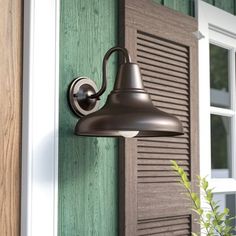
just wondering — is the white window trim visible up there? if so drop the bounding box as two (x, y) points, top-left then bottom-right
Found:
(198, 0), (236, 192)
(21, 1), (59, 236)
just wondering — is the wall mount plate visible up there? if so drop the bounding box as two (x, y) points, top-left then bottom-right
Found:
(68, 77), (99, 117)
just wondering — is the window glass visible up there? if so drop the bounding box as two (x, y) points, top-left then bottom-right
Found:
(213, 193), (236, 232)
(211, 115), (232, 178)
(210, 44), (230, 108)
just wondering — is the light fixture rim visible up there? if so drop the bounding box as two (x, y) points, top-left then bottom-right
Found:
(75, 130), (184, 138)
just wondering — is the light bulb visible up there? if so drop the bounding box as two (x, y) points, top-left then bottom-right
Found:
(118, 131), (139, 138)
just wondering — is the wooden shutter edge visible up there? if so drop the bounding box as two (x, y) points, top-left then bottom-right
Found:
(189, 41), (200, 234)
(119, 138), (138, 236)
(119, 2), (138, 235)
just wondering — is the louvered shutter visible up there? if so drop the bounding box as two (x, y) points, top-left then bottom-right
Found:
(119, 1), (199, 235)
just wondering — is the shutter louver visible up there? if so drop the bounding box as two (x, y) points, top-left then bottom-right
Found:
(137, 31), (191, 185)
(119, 1), (199, 235)
(137, 215), (191, 236)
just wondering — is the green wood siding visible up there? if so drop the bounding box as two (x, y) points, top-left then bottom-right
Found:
(59, 0), (118, 235)
(59, 0), (235, 235)
(153, 0), (195, 16)
(204, 0), (236, 15)
(152, 0), (236, 16)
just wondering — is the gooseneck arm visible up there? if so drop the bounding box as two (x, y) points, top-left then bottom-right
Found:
(89, 47), (131, 99)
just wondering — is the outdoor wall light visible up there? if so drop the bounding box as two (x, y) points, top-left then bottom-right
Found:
(68, 46), (183, 138)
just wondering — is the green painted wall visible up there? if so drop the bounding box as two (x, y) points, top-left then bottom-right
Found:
(59, 0), (235, 235)
(204, 0), (236, 15)
(153, 0), (195, 16)
(59, 1), (118, 235)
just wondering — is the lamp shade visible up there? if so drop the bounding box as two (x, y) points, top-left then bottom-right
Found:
(75, 63), (183, 137)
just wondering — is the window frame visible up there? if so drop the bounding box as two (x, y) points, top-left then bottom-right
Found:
(21, 0), (59, 235)
(198, 0), (236, 193)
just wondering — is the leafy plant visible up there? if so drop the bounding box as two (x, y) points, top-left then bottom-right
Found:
(171, 160), (235, 236)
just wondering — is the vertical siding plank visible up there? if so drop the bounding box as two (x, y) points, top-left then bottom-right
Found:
(0, 0), (22, 235)
(235, 0), (236, 15)
(189, 0), (195, 17)
(152, 0), (164, 4)
(204, 0), (214, 4)
(59, 0), (118, 235)
(163, 0), (192, 16)
(234, 0), (236, 15)
(214, 0), (235, 14)
(204, 0), (236, 15)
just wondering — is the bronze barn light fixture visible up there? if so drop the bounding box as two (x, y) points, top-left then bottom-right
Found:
(68, 46), (183, 138)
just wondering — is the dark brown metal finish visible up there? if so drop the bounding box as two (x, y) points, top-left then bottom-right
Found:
(68, 77), (99, 117)
(68, 46), (184, 137)
(75, 60), (183, 137)
(89, 47), (131, 99)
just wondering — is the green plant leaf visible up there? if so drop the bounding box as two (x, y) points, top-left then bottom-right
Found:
(171, 160), (236, 236)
